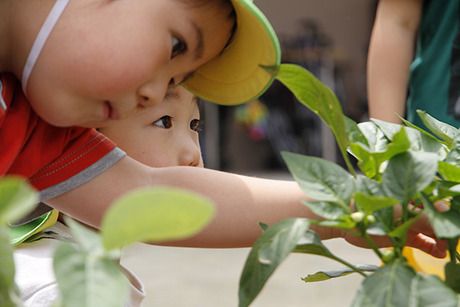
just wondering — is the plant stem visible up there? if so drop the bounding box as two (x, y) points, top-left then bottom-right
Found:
(360, 227), (384, 259)
(448, 239), (458, 264)
(330, 255), (367, 277)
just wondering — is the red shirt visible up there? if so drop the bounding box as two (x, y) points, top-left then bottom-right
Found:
(0, 73), (125, 200)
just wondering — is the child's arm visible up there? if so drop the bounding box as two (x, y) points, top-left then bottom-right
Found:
(367, 0), (423, 123)
(47, 155), (312, 248)
(46, 156), (446, 257)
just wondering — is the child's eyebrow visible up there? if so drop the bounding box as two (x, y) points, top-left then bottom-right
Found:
(191, 21), (204, 60)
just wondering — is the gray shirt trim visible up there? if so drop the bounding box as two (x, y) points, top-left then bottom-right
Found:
(0, 80), (7, 111)
(39, 147), (126, 201)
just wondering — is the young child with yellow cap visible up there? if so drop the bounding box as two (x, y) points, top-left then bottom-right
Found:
(0, 0), (446, 305)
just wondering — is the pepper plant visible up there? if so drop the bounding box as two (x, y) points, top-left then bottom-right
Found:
(0, 177), (214, 307)
(239, 64), (460, 307)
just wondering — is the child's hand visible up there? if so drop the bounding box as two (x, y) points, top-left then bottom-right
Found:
(340, 212), (447, 259)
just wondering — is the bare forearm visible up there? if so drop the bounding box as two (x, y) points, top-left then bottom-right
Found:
(150, 166), (312, 247)
(49, 157), (320, 248)
(367, 0), (422, 123)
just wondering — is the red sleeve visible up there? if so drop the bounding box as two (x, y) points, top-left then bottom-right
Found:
(0, 73), (125, 197)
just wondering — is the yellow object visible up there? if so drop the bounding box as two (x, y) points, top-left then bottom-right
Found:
(184, 0), (281, 105)
(404, 245), (460, 279)
(10, 209), (59, 246)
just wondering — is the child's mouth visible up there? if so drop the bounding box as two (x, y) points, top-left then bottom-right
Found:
(104, 101), (119, 120)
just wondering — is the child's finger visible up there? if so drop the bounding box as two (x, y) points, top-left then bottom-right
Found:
(408, 233), (447, 259)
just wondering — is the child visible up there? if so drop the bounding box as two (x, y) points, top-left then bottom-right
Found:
(13, 85), (204, 306)
(1, 0), (445, 294)
(367, 0), (460, 128)
(99, 86), (204, 168)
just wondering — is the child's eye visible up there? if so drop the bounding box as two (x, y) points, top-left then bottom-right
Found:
(190, 119), (202, 132)
(171, 36), (187, 59)
(153, 116), (173, 129)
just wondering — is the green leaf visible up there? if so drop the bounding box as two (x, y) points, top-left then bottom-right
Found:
(293, 230), (367, 278)
(292, 230), (336, 257)
(388, 214), (420, 241)
(318, 217), (356, 229)
(282, 151), (355, 206)
(238, 218), (309, 307)
(439, 161), (460, 182)
(349, 125), (411, 178)
(302, 201), (349, 220)
(356, 121), (389, 152)
(0, 176), (38, 225)
(422, 194), (460, 239)
(302, 264), (378, 283)
(65, 217), (105, 254)
(417, 110), (457, 146)
(345, 116), (369, 146)
(53, 242), (130, 307)
(411, 274), (458, 306)
(0, 227), (22, 307)
(445, 262), (460, 293)
(354, 192), (399, 215)
(374, 119), (445, 155)
(446, 133), (460, 166)
(351, 260), (416, 307)
(275, 64), (354, 173)
(101, 187), (215, 250)
(382, 152), (438, 203)
(355, 175), (383, 196)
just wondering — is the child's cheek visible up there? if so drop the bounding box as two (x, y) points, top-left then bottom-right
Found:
(70, 58), (152, 98)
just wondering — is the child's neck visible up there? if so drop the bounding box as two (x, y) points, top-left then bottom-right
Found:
(0, 0), (56, 77)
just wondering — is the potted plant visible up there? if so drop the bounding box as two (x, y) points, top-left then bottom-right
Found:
(239, 64), (460, 307)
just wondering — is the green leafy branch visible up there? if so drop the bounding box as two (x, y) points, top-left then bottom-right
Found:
(238, 63), (460, 307)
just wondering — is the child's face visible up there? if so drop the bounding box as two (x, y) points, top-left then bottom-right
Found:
(99, 86), (204, 168)
(26, 0), (234, 128)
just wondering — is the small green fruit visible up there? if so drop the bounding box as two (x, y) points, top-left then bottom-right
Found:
(351, 212), (365, 223)
(381, 249), (395, 263)
(366, 215), (376, 224)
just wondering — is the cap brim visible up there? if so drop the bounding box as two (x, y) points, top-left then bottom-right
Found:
(183, 0), (281, 105)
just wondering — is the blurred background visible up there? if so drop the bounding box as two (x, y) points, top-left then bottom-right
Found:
(122, 1), (381, 306)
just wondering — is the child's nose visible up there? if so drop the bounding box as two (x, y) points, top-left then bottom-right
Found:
(178, 140), (202, 167)
(136, 79), (172, 108)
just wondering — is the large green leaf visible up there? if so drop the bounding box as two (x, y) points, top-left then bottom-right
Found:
(275, 64), (354, 173)
(411, 274), (458, 306)
(382, 152), (438, 203)
(101, 187), (215, 250)
(349, 124), (410, 178)
(446, 133), (460, 166)
(282, 151), (355, 206)
(65, 218), (104, 254)
(417, 110), (457, 146)
(0, 176), (38, 225)
(354, 192), (399, 215)
(422, 194), (460, 239)
(373, 119), (445, 156)
(345, 116), (369, 146)
(53, 242), (129, 307)
(439, 161), (460, 182)
(0, 227), (21, 307)
(238, 218), (309, 307)
(445, 262), (460, 293)
(355, 175), (383, 196)
(302, 201), (349, 220)
(351, 260), (415, 307)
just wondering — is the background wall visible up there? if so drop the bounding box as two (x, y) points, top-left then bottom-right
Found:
(259, 0), (376, 118)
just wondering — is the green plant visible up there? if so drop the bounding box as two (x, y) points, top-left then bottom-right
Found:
(239, 64), (460, 307)
(0, 178), (214, 307)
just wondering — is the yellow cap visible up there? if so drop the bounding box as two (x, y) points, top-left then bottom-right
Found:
(183, 0), (281, 105)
